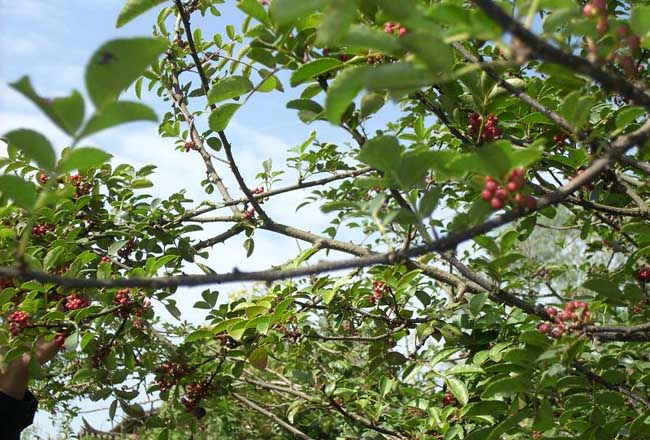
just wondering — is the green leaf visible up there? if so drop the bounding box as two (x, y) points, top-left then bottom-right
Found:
(358, 135), (401, 173)
(364, 63), (434, 93)
(360, 92), (385, 118)
(325, 65), (370, 124)
(43, 246), (66, 271)
(481, 376), (530, 398)
(399, 33), (454, 77)
(249, 346), (268, 370)
(559, 91), (595, 131)
(583, 278), (624, 304)
(269, 0), (326, 26)
(59, 147), (113, 172)
(116, 0), (167, 27)
(291, 58), (343, 87)
(185, 329), (213, 343)
(0, 175), (37, 209)
(9, 76), (85, 136)
(79, 101), (157, 138)
(238, 0), (270, 25)
(341, 25), (401, 55)
(108, 240), (129, 257)
(209, 103), (241, 131)
(85, 37), (167, 109)
(384, 351), (407, 365)
(317, 0), (357, 46)
(3, 129), (56, 171)
(630, 5), (650, 39)
(445, 377), (469, 406)
(208, 76), (254, 104)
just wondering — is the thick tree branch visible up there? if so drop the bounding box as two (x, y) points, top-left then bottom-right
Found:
(474, 0), (650, 108)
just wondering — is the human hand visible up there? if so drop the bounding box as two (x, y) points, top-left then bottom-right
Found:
(0, 339), (60, 400)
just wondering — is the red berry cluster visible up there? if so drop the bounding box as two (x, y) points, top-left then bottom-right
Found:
(155, 362), (190, 392)
(32, 223), (54, 236)
(38, 173), (49, 185)
(117, 240), (136, 259)
(384, 21), (408, 36)
(8, 311), (31, 336)
(637, 266), (650, 283)
(533, 431), (543, 440)
(100, 256), (112, 264)
(184, 140), (196, 152)
(442, 393), (457, 407)
(113, 288), (133, 317)
(632, 299), (648, 315)
(182, 381), (208, 412)
(583, 0), (608, 33)
(55, 332), (67, 348)
(480, 170), (536, 211)
(70, 174), (92, 198)
(251, 186), (265, 195)
(65, 292), (90, 311)
(0, 277), (15, 290)
(538, 301), (591, 338)
(553, 133), (568, 146)
(468, 112), (502, 142)
(242, 206), (256, 220)
(369, 280), (389, 305)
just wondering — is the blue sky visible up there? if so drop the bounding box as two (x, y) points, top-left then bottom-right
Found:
(0, 0), (400, 435)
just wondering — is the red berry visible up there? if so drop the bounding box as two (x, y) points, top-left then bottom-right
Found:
(485, 180), (498, 192)
(494, 188), (508, 200)
(480, 189), (494, 201)
(398, 27), (408, 36)
(583, 3), (598, 17)
(546, 307), (557, 317)
(490, 197), (505, 210)
(628, 35), (641, 50)
(55, 333), (67, 348)
(537, 323), (551, 334)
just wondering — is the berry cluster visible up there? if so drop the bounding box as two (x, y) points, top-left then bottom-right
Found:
(367, 54), (388, 65)
(533, 432), (543, 440)
(553, 133), (568, 146)
(117, 240), (136, 259)
(100, 256), (112, 264)
(32, 223), (54, 236)
(369, 280), (389, 305)
(468, 112), (502, 142)
(384, 21), (408, 36)
(582, 0), (608, 33)
(0, 277), (15, 290)
(637, 266), (650, 283)
(251, 186), (265, 195)
(182, 382), (208, 412)
(8, 311), (31, 336)
(70, 174), (92, 198)
(442, 393), (457, 407)
(632, 299), (648, 315)
(242, 206), (256, 220)
(91, 345), (110, 368)
(55, 332), (67, 348)
(113, 288), (133, 317)
(65, 292), (90, 311)
(184, 140), (196, 152)
(38, 172), (49, 185)
(155, 362), (190, 392)
(537, 301), (591, 338)
(480, 170), (536, 211)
